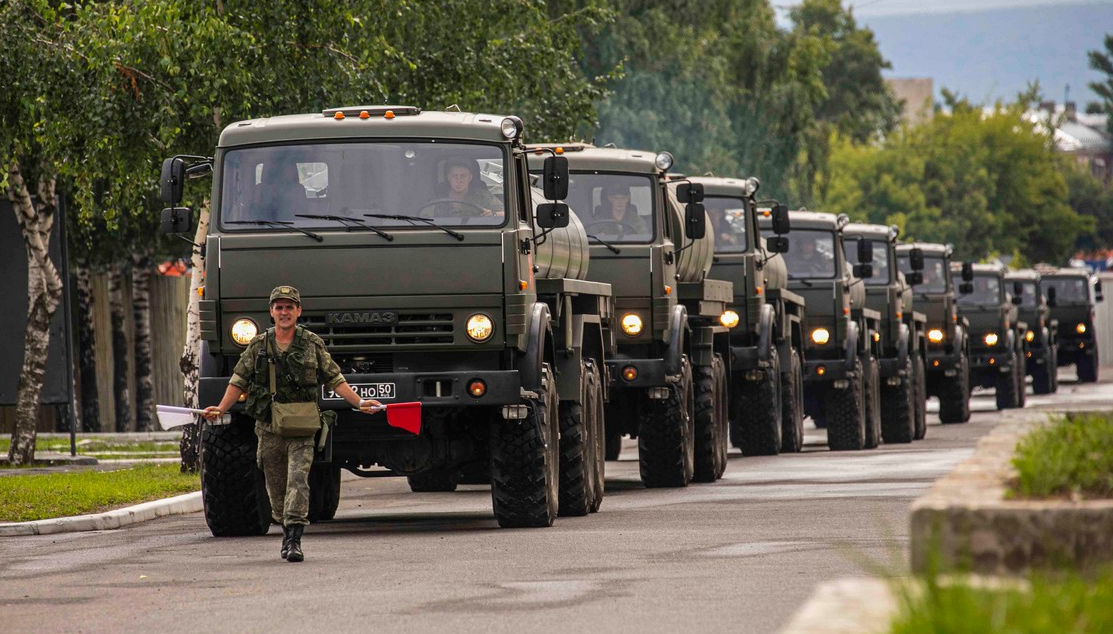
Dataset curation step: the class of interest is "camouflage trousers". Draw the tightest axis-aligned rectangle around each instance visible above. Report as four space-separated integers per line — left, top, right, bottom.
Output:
255 425 315 527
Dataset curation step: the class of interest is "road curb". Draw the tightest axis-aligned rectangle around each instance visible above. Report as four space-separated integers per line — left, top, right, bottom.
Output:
778 577 895 634
0 491 202 537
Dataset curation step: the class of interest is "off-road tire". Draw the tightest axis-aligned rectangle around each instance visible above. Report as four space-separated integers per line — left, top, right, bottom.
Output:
1032 348 1054 395
938 352 971 424
308 465 342 521
1078 351 1099 383
863 358 883 450
558 361 605 516
639 356 695 488
824 359 866 451
407 468 460 492
1016 342 1028 409
604 426 623 461
587 363 606 512
733 349 782 456
200 418 272 537
881 357 915 444
780 349 805 453
1049 343 1060 393
693 355 729 483
995 348 1021 410
490 364 559 528
912 355 928 440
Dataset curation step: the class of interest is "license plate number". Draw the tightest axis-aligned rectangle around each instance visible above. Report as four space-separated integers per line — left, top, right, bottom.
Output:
323 383 396 401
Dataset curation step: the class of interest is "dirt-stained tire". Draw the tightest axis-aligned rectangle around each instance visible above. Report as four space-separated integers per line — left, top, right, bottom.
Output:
490 364 559 528
863 358 882 450
733 349 782 456
200 417 272 537
639 356 695 488
939 352 971 424
1078 350 1099 383
912 355 928 440
780 349 805 453
407 468 460 492
308 465 342 521
587 363 606 512
824 359 866 451
1032 351 1053 394
1016 341 1028 409
558 361 604 516
1049 343 1060 392
693 355 728 483
880 357 915 444
996 348 1020 410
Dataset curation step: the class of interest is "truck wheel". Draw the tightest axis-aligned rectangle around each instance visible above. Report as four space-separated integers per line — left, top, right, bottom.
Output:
880 357 915 444
995 349 1020 410
200 417 271 537
1032 351 1053 394
639 356 695 488
1078 351 1099 383
587 363 606 512
604 427 623 461
912 356 928 440
308 465 342 521
1016 340 1028 408
1049 344 1060 393
558 361 604 516
780 349 805 453
863 358 883 449
407 468 460 492
490 363 559 528
824 359 866 451
693 355 728 483
938 353 971 424
734 349 782 456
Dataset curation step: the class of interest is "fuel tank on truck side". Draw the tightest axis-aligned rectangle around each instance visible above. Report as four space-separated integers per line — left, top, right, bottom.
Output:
529 189 590 281
664 185 713 283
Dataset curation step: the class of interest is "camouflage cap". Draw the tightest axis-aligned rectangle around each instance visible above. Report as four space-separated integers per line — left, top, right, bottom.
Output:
269 285 301 305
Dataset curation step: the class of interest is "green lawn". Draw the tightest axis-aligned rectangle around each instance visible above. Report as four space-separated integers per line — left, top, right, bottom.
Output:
0 437 180 458
1011 412 1113 500
0 464 199 522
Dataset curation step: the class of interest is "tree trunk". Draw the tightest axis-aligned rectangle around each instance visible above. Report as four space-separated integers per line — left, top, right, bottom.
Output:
132 252 154 431
179 201 211 472
6 160 63 465
74 263 101 432
108 264 132 433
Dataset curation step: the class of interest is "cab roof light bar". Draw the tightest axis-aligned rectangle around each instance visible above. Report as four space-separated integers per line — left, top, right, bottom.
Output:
322 106 422 118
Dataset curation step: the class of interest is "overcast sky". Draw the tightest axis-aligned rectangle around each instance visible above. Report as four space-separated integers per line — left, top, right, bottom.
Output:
775 0 1113 18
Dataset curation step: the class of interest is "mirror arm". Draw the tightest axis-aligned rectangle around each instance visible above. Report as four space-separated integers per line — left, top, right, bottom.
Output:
175 234 205 254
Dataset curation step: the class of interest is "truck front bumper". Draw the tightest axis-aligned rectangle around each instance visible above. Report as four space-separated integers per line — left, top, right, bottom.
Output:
968 351 1014 373
925 349 962 376
605 357 671 389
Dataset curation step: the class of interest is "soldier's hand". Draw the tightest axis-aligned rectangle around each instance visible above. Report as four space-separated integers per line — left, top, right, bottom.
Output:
202 406 224 421
358 399 383 414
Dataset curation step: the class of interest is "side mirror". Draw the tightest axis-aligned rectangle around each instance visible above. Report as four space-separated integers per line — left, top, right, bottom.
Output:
685 203 706 240
1096 280 1104 303
906 271 924 286
1011 294 1022 306
160 157 185 205
766 236 789 253
676 182 704 204
542 156 569 201
771 203 790 235
959 282 974 295
961 261 974 282
1047 286 1057 307
160 207 194 234
1013 281 1023 296
536 202 570 229
857 238 874 264
854 263 874 279
909 247 925 271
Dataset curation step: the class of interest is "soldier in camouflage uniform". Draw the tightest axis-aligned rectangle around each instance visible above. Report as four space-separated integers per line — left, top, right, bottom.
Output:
203 286 380 562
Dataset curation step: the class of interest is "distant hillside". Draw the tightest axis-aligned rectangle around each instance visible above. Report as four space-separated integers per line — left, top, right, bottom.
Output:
859 2 1112 107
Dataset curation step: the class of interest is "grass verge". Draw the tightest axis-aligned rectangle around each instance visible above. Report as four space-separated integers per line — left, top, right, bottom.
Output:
0 437 180 458
1011 412 1113 500
0 464 199 523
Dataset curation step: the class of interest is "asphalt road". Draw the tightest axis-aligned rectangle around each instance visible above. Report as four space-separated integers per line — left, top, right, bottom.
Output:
3 372 1111 634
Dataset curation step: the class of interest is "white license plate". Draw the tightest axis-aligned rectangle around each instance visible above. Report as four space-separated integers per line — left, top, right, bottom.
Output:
323 383 396 401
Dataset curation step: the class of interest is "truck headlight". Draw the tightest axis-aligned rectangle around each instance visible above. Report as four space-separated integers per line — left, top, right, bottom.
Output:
811 328 830 345
1025 330 1035 342
1077 323 1087 334
466 314 494 342
927 328 944 343
719 310 740 329
984 333 998 346
231 318 258 346
621 313 644 336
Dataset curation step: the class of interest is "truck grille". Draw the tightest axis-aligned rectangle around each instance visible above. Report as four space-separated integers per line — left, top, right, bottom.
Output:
303 312 455 347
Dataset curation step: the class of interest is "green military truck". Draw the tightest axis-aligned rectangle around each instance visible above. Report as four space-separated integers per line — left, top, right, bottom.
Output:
953 262 1027 410
760 212 883 451
843 224 929 443
896 243 971 424
527 145 733 486
1005 269 1059 394
158 105 616 533
690 177 807 455
1039 266 1103 383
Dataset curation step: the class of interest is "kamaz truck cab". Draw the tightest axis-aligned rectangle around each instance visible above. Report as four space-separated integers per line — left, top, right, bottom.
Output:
691 177 807 455
1005 269 1059 394
953 262 1027 410
760 212 882 451
1039 266 1103 383
527 145 733 487
843 224 928 443
159 106 615 534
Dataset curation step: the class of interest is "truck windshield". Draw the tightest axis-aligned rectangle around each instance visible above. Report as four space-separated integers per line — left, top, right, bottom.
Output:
957 274 1000 306
705 196 747 252
220 142 507 229
560 173 655 244
777 229 837 279
898 254 947 293
1042 277 1089 305
1016 282 1038 308
845 238 890 286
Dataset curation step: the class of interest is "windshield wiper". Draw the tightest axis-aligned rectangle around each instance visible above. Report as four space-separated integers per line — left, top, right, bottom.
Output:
587 234 621 254
787 274 814 287
294 214 393 241
224 220 323 242
362 213 464 241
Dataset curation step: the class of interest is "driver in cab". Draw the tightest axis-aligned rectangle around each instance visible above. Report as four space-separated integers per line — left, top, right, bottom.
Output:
592 183 648 235
791 235 833 276
426 157 504 218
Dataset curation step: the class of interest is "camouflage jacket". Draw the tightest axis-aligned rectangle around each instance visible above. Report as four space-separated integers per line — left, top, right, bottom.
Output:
230 326 345 426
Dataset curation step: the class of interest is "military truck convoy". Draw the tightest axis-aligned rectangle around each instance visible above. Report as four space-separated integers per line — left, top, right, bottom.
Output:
157 104 1099 537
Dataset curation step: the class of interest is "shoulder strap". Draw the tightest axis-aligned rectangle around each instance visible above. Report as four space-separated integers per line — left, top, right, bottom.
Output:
266 330 277 396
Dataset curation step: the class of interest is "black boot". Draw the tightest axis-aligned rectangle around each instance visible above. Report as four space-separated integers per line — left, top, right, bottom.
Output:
280 525 291 560
286 525 304 563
